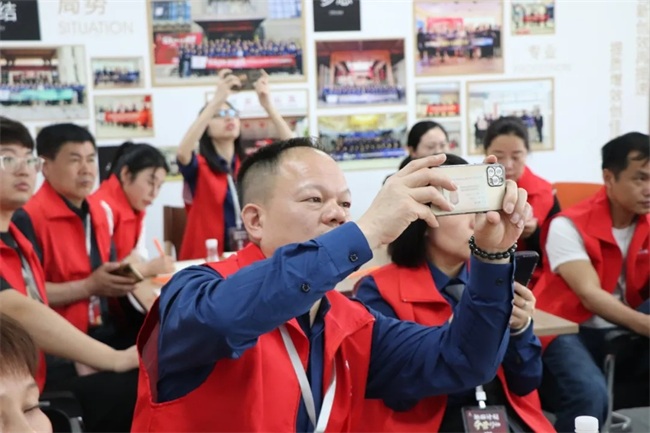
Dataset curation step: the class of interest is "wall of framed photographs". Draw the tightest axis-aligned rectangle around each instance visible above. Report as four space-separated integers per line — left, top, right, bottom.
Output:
2 0 648 256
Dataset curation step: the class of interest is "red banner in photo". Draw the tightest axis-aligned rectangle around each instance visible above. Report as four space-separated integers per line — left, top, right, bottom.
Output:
103 110 152 128
154 33 204 65
199 56 296 70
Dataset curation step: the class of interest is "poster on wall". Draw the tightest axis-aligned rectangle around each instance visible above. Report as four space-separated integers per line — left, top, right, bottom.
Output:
313 0 361 32
0 45 88 121
148 0 304 87
0 0 41 41
94 94 154 140
205 89 309 157
511 1 555 35
91 58 145 89
415 82 461 119
466 78 554 155
316 39 407 108
318 113 408 161
414 0 503 76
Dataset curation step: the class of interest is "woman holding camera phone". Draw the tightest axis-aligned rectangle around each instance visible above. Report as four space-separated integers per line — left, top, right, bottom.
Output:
482 116 560 286
176 69 295 260
354 154 554 433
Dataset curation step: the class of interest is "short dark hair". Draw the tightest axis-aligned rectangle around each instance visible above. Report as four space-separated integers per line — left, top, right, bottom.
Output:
109 141 170 180
0 313 38 379
0 116 34 150
482 116 529 152
407 121 449 151
36 123 96 159
601 132 649 178
198 102 245 174
236 137 324 205
388 153 469 268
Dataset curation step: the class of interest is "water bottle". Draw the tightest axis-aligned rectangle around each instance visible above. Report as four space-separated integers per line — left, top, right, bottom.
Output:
205 238 219 262
575 416 598 433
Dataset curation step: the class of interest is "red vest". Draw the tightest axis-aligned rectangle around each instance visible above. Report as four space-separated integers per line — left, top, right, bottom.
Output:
0 223 49 391
179 155 240 260
516 166 556 285
357 263 554 433
89 174 145 261
534 187 649 347
22 181 112 333
132 243 376 432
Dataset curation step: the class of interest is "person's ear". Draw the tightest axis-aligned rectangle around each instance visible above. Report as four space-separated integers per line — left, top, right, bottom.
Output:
602 168 615 187
41 158 51 179
241 203 264 244
119 166 130 184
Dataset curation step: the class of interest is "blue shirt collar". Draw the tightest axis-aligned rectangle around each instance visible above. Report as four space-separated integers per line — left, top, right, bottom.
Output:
426 261 469 294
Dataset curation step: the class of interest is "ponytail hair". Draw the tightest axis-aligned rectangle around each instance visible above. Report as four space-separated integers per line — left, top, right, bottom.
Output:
108 141 170 181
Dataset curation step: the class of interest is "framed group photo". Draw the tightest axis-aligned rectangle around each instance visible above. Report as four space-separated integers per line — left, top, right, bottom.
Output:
414 0 504 76
93 94 154 140
315 39 407 108
466 78 554 155
511 1 555 35
415 82 461 119
318 112 408 162
0 45 89 121
91 57 145 89
148 0 305 88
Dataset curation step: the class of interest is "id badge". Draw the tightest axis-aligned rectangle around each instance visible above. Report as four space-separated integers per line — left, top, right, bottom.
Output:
462 406 509 433
227 226 250 251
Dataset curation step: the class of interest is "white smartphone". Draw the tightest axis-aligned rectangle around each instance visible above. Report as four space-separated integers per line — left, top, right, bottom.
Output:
430 163 507 216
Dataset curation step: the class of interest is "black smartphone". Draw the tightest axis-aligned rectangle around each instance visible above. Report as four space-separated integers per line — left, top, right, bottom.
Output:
514 251 540 287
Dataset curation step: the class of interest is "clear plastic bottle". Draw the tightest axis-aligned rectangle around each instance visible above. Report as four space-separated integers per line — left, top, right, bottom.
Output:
575 416 598 433
205 238 219 262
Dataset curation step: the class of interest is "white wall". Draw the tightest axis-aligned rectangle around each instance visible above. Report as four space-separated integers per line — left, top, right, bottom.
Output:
8 0 650 258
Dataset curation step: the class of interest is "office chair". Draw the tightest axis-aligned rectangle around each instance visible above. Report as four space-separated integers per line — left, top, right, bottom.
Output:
40 391 84 433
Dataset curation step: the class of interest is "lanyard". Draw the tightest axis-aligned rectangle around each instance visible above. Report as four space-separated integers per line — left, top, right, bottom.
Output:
18 252 42 303
85 214 92 256
226 174 242 229
279 325 337 433
475 385 487 409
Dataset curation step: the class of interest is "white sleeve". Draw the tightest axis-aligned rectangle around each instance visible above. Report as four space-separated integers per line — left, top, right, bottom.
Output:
134 220 149 261
545 217 591 272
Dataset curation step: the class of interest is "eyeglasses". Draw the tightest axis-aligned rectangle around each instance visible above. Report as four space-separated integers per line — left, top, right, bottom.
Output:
214 108 239 119
0 155 44 173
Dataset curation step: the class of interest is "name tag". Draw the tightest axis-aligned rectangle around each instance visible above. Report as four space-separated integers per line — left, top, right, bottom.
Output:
462 406 509 433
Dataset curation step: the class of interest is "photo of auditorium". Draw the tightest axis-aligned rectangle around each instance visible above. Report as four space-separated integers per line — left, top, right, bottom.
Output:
466 78 554 155
0 46 88 121
414 0 503 76
150 0 304 87
318 113 408 161
512 1 555 35
316 39 407 108
415 82 461 119
93 94 154 139
239 116 308 156
91 57 144 89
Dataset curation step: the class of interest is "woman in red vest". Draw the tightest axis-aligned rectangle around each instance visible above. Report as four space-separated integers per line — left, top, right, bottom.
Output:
90 141 173 278
176 68 295 259
355 154 554 433
483 116 559 286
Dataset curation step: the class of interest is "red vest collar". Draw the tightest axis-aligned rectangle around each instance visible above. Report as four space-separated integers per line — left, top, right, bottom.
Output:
103 174 142 222
37 180 89 220
583 187 650 244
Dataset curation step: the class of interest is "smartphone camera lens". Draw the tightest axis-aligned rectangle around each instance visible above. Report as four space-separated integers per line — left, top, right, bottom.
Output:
491 175 501 185
495 166 503 176
487 167 495 177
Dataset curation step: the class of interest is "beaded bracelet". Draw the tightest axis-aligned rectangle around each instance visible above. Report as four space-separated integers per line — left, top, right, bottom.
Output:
468 236 517 260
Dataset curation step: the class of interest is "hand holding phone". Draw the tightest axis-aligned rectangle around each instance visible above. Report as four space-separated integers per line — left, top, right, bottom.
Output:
430 163 507 216
514 251 540 286
110 263 145 283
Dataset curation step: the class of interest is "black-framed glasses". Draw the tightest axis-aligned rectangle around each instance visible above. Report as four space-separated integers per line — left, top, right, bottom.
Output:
0 155 44 173
214 108 239 119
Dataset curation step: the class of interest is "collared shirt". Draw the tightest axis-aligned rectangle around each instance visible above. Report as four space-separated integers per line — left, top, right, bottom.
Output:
177 152 236 249
157 222 515 432
355 260 542 409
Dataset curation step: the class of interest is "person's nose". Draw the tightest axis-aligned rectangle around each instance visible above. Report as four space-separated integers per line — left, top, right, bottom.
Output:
322 200 348 226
